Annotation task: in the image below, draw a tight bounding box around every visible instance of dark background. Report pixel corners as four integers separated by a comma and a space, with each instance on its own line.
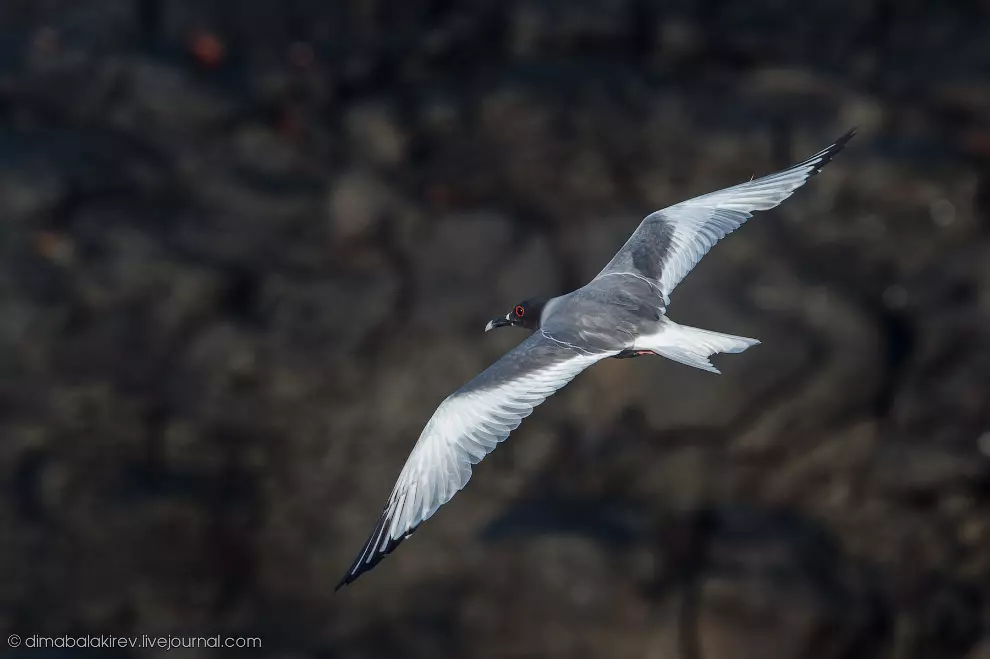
1, 1, 989, 658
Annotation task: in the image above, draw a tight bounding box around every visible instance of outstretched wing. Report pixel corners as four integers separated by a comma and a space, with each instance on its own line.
594, 129, 855, 304
336, 331, 612, 589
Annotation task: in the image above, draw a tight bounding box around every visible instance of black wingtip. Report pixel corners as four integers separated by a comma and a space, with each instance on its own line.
804, 126, 856, 177
334, 574, 351, 592
334, 567, 364, 592
832, 126, 858, 152
836, 126, 858, 144
334, 514, 416, 593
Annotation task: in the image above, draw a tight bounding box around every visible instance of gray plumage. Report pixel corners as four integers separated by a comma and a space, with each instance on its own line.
540, 275, 665, 352
337, 129, 855, 589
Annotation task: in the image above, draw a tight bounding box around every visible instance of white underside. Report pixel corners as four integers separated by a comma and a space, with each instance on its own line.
633, 317, 760, 374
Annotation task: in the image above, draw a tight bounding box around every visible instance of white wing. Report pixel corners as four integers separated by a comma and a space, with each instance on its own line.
337, 331, 611, 588
595, 129, 854, 304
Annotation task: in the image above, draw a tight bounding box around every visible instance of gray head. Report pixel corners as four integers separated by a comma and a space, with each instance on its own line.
485, 298, 548, 333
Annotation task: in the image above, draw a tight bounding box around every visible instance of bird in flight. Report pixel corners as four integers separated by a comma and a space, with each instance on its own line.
337, 129, 855, 589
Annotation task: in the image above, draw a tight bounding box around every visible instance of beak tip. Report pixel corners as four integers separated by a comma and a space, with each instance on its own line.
484, 320, 495, 333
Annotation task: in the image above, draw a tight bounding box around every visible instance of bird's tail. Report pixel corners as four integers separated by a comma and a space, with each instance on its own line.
634, 319, 759, 374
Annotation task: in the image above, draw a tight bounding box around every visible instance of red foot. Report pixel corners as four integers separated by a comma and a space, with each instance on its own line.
635, 350, 653, 356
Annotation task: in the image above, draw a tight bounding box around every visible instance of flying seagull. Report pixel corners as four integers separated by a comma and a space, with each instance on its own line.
336, 129, 855, 589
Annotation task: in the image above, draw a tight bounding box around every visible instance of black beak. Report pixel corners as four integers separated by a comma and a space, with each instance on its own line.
485, 314, 514, 333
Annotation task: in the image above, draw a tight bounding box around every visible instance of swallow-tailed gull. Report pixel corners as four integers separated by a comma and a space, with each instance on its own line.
336, 129, 855, 589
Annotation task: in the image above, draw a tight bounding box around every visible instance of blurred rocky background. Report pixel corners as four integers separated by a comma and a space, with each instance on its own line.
1, 1, 989, 658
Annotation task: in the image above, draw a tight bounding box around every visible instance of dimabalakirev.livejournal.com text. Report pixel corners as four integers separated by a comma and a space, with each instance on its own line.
7, 633, 262, 650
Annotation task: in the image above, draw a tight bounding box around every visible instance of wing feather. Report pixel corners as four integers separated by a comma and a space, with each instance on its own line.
595, 129, 855, 302
336, 332, 609, 589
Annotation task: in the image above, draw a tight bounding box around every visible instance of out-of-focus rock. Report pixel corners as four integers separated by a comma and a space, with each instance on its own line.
326, 170, 392, 242
508, 0, 631, 57
411, 212, 514, 328
344, 103, 408, 167
114, 59, 235, 132
969, 639, 990, 659
0, 167, 65, 222
650, 508, 884, 659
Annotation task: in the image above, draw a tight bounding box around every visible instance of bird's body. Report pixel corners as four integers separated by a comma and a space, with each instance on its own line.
337, 129, 856, 589
541, 275, 665, 353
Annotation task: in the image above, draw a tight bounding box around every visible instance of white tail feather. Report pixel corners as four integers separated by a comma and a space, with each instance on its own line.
634, 319, 760, 374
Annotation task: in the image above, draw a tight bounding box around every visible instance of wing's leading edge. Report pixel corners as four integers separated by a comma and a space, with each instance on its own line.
336, 332, 610, 589
595, 129, 855, 302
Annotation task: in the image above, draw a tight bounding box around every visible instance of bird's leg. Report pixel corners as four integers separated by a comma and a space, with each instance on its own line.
613, 349, 655, 359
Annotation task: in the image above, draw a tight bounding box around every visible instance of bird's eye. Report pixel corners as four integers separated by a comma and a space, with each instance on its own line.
514, 305, 526, 317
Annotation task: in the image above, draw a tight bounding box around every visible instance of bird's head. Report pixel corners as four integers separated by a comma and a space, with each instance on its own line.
485, 298, 546, 333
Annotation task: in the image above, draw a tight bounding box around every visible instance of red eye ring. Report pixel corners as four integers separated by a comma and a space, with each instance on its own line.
514, 305, 526, 317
